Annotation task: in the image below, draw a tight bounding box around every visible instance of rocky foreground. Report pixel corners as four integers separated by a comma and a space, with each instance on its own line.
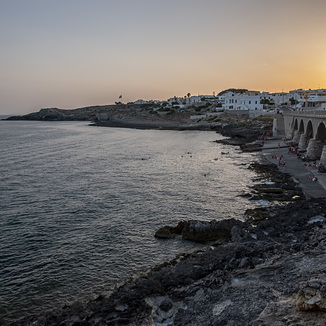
7, 161, 326, 326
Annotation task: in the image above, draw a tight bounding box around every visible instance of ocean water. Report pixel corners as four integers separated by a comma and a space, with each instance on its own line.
0, 120, 258, 322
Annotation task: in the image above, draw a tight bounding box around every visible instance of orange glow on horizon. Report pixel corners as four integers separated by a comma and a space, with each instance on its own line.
1, 0, 326, 114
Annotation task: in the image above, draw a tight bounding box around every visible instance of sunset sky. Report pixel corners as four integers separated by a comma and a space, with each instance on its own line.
1, 0, 325, 115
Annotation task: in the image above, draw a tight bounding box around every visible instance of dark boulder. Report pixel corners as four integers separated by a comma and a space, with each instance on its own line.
154, 221, 186, 238
155, 219, 247, 243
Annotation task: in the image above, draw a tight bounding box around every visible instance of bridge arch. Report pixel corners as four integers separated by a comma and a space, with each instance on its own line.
316, 122, 326, 142
293, 118, 298, 131
306, 121, 326, 160
299, 120, 314, 150
292, 118, 304, 144
283, 111, 326, 162
317, 122, 326, 167
299, 119, 304, 133
307, 120, 313, 138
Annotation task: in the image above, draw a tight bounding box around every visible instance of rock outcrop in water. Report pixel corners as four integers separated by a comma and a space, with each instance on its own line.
155, 219, 247, 243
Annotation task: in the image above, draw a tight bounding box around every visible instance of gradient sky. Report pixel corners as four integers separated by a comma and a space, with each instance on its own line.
1, 0, 326, 115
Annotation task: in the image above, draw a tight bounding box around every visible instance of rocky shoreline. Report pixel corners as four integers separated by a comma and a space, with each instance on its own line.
6, 156, 326, 325
5, 107, 326, 325
92, 119, 220, 131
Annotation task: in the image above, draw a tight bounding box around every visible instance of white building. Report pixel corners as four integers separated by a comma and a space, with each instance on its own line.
188, 96, 202, 104
223, 91, 263, 111
167, 97, 185, 105
133, 99, 148, 105
272, 92, 291, 106
292, 89, 326, 110
260, 92, 291, 106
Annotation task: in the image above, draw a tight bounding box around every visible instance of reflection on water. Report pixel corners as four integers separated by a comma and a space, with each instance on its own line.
0, 121, 257, 322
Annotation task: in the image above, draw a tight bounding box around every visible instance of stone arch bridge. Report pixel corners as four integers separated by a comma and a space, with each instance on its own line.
283, 111, 326, 165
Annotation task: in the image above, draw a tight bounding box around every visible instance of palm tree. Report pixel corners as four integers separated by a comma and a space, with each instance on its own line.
186, 93, 191, 104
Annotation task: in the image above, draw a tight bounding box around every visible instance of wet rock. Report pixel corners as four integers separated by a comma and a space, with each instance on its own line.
154, 221, 186, 238
308, 215, 325, 225
240, 142, 263, 152
215, 137, 252, 146
252, 185, 284, 193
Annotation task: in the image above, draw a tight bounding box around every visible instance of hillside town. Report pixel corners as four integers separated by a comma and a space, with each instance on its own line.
130, 88, 326, 116
5, 88, 326, 124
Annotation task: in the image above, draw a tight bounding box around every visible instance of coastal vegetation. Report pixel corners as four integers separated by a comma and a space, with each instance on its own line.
218, 88, 248, 96
260, 98, 275, 105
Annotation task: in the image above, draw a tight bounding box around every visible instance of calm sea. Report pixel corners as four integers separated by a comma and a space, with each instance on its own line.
0, 120, 258, 322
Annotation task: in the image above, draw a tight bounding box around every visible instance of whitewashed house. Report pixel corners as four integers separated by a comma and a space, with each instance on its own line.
188, 96, 202, 104
260, 92, 291, 106
223, 91, 263, 111
302, 89, 326, 110
167, 97, 185, 105
290, 89, 326, 110
271, 92, 290, 106
133, 99, 148, 105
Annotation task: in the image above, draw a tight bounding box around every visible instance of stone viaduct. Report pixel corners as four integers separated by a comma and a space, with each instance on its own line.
283, 111, 326, 166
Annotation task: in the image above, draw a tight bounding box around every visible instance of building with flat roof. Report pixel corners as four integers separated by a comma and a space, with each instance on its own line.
223, 91, 263, 111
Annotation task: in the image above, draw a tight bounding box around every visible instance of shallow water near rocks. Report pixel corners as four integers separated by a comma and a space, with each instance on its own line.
0, 121, 258, 322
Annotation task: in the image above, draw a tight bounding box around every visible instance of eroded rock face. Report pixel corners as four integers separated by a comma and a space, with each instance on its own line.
297, 276, 326, 312
221, 124, 263, 140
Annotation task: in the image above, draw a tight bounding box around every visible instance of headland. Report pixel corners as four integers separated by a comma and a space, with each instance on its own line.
3, 103, 271, 132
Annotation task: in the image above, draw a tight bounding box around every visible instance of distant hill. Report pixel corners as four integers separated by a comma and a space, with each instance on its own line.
218, 88, 248, 96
